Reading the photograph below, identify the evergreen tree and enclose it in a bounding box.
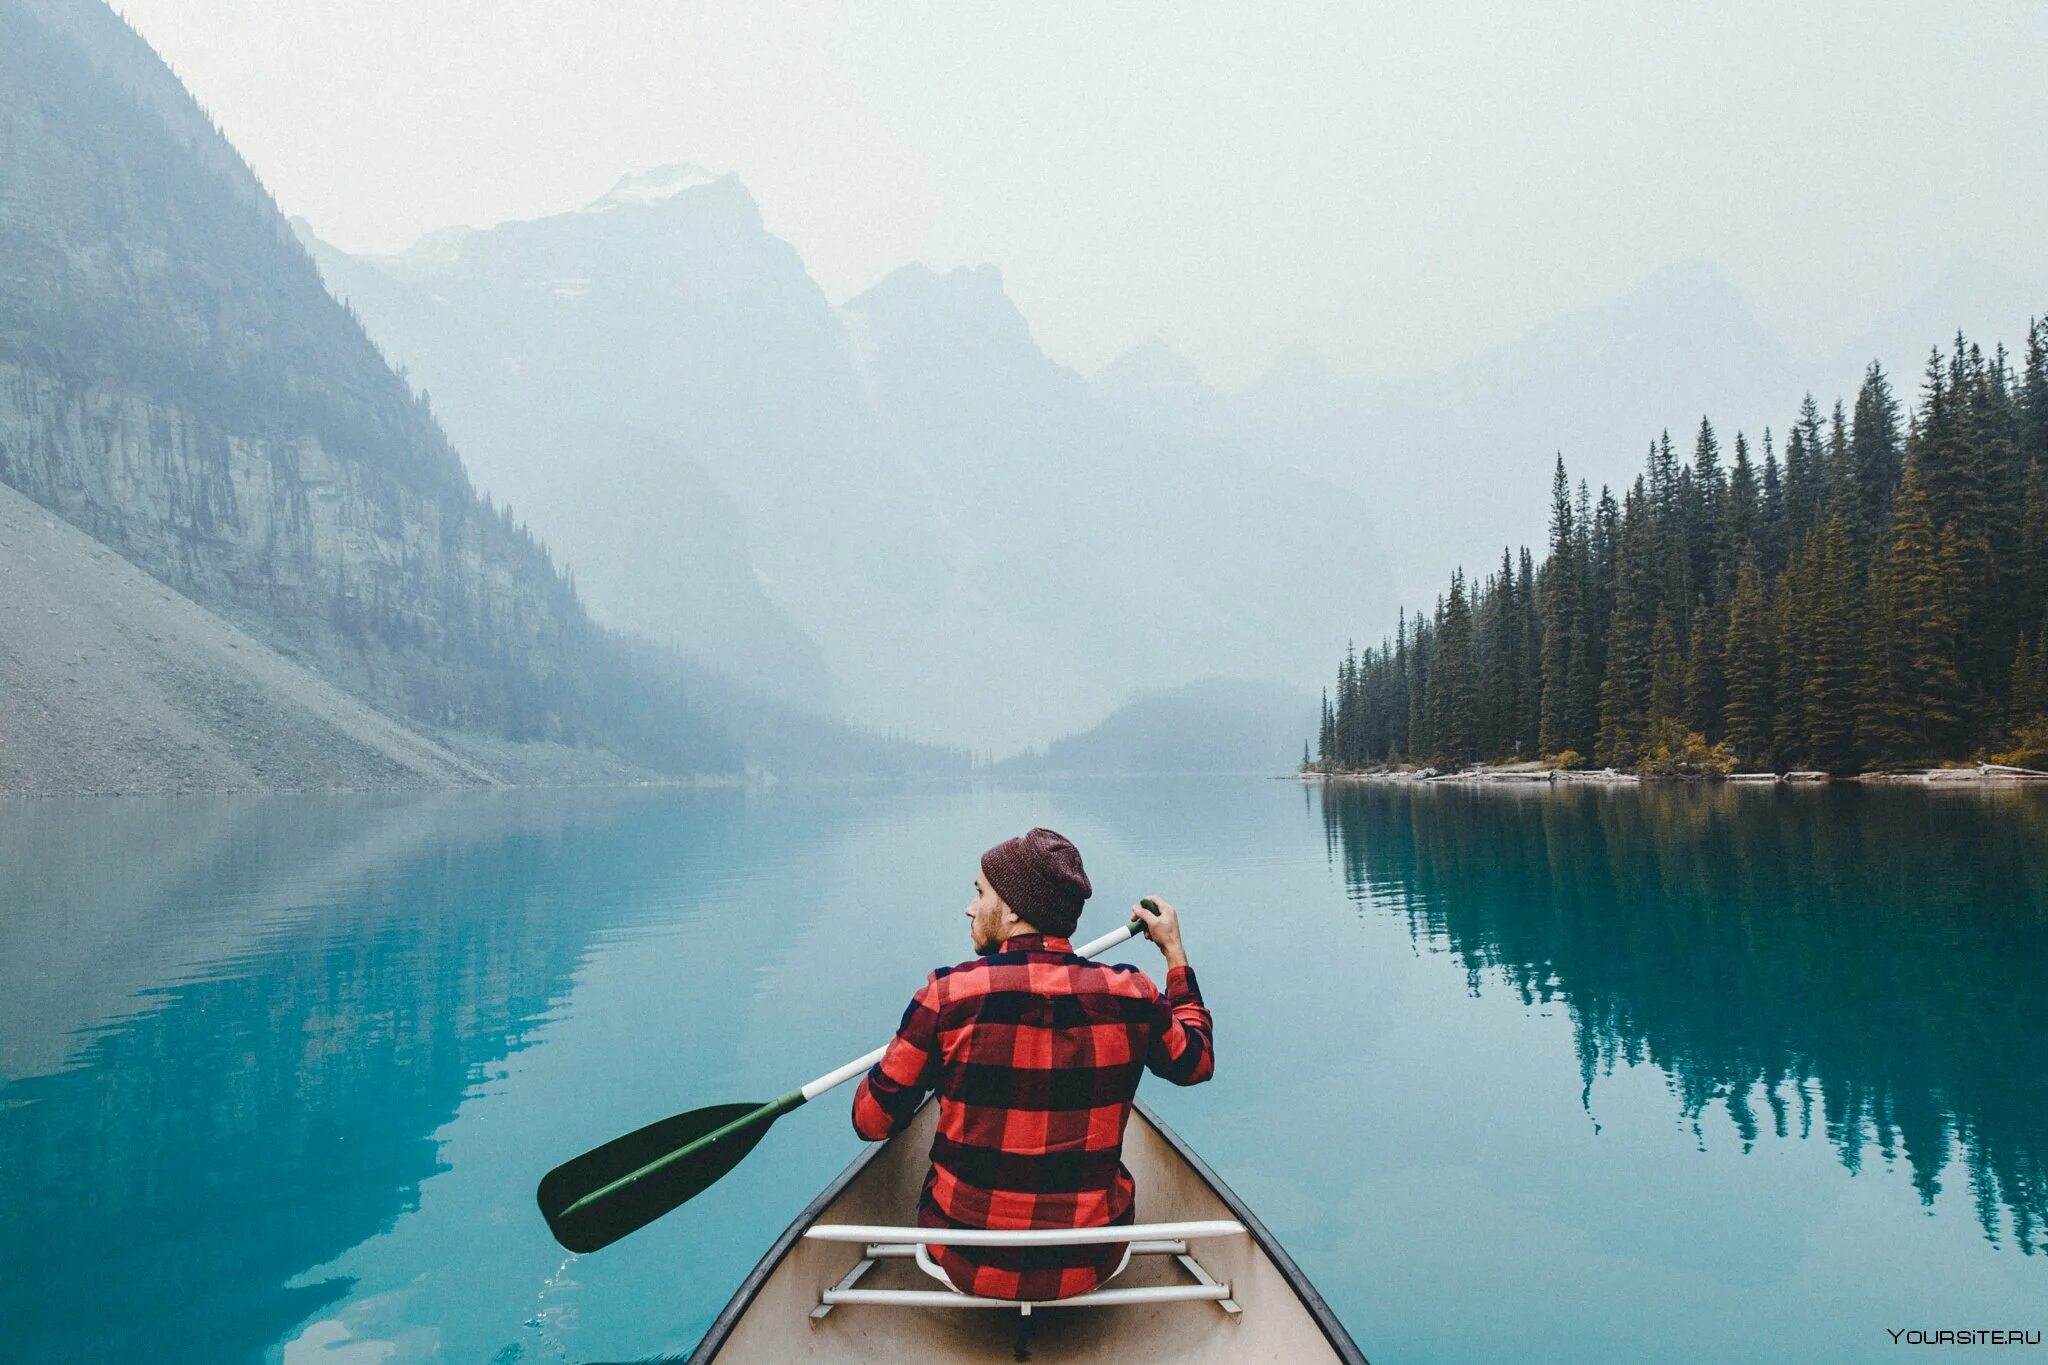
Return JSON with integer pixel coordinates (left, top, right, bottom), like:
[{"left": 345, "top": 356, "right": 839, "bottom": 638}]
[
  {"left": 1721, "top": 557, "right": 1775, "bottom": 768},
  {"left": 1685, "top": 417, "right": 1725, "bottom": 617},
  {"left": 2021, "top": 460, "right": 2048, "bottom": 651},
  {"left": 1803, "top": 519, "right": 1863, "bottom": 772},
  {"left": 1595, "top": 484, "right": 1654, "bottom": 768},
  {"left": 1684, "top": 595, "right": 1725, "bottom": 741},
  {"left": 1773, "top": 546, "right": 1812, "bottom": 767},
  {"left": 1857, "top": 461, "right": 1966, "bottom": 763},
  {"left": 1515, "top": 548, "right": 1543, "bottom": 756},
  {"left": 1479, "top": 549, "right": 1520, "bottom": 757},
  {"left": 1824, "top": 399, "right": 1854, "bottom": 531},
  {"left": 1726, "top": 430, "right": 1761, "bottom": 571},
  {"left": 1784, "top": 396, "right": 1827, "bottom": 544},
  {"left": 1538, "top": 457, "right": 1583, "bottom": 756},
  {"left": 1846, "top": 361, "right": 1904, "bottom": 551},
  {"left": 1647, "top": 605, "right": 1686, "bottom": 756},
  {"left": 1429, "top": 571, "right": 1479, "bottom": 766},
  {"left": 2020, "top": 318, "right": 2048, "bottom": 469},
  {"left": 1389, "top": 609, "right": 1411, "bottom": 761}
]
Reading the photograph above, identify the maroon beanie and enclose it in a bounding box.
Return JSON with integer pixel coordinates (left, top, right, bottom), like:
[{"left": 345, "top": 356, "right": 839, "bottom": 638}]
[{"left": 980, "top": 827, "right": 1093, "bottom": 938}]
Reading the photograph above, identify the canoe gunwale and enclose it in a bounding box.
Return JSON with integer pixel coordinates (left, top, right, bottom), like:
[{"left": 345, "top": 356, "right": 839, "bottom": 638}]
[
  {"left": 1134, "top": 1100, "right": 1369, "bottom": 1365},
  {"left": 685, "top": 1097, "right": 1368, "bottom": 1364}
]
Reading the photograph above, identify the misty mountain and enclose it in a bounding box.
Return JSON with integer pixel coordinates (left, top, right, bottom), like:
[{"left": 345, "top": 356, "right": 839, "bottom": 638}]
[
  {"left": 294, "top": 196, "right": 833, "bottom": 710},
  {"left": 0, "top": 0, "right": 960, "bottom": 785},
  {"left": 847, "top": 263, "right": 1394, "bottom": 747},
  {"left": 994, "top": 677, "right": 1318, "bottom": 776},
  {"left": 1228, "top": 261, "right": 1795, "bottom": 607},
  {"left": 311, "top": 187, "right": 1396, "bottom": 752},
  {"left": 1824, "top": 255, "right": 2048, "bottom": 406}
]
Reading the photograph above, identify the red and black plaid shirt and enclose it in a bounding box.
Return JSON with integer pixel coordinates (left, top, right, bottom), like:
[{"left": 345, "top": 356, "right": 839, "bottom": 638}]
[{"left": 851, "top": 932, "right": 1215, "bottom": 1301}]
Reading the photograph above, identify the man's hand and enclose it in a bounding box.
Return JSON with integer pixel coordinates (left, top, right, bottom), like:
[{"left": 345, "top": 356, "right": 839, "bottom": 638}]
[{"left": 1132, "top": 897, "right": 1189, "bottom": 971}]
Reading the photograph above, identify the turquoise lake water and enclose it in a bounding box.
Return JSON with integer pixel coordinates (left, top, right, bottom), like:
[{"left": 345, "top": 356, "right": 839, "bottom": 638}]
[{"left": 2, "top": 780, "right": 2043, "bottom": 1363}]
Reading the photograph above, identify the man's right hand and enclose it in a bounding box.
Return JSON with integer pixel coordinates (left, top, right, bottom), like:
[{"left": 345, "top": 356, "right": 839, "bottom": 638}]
[{"left": 1133, "top": 897, "right": 1189, "bottom": 970}]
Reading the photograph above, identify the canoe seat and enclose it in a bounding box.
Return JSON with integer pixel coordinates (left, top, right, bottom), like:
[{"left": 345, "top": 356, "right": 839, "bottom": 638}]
[{"left": 802, "top": 1220, "right": 1247, "bottom": 1319}]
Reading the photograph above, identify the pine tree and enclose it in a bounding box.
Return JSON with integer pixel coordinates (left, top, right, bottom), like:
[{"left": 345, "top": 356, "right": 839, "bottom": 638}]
[
  {"left": 1847, "top": 361, "right": 1904, "bottom": 552},
  {"left": 1684, "top": 595, "right": 1725, "bottom": 741},
  {"left": 1726, "top": 431, "right": 1761, "bottom": 567},
  {"left": 1515, "top": 548, "right": 1542, "bottom": 756},
  {"left": 1773, "top": 549, "right": 1811, "bottom": 767},
  {"left": 1538, "top": 457, "right": 1583, "bottom": 756},
  {"left": 1479, "top": 548, "right": 1520, "bottom": 757},
  {"left": 1856, "top": 461, "right": 1966, "bottom": 763},
  {"left": 1595, "top": 483, "right": 1655, "bottom": 768},
  {"left": 1721, "top": 557, "right": 1775, "bottom": 769},
  {"left": 1685, "top": 417, "right": 1725, "bottom": 615},
  {"left": 2020, "top": 317, "right": 2048, "bottom": 469},
  {"left": 1803, "top": 519, "right": 1863, "bottom": 772},
  {"left": 1759, "top": 428, "right": 1788, "bottom": 576},
  {"left": 1824, "top": 399, "right": 1854, "bottom": 533},
  {"left": 2021, "top": 460, "right": 2048, "bottom": 652},
  {"left": 1429, "top": 571, "right": 1479, "bottom": 766},
  {"left": 1784, "top": 396, "right": 1827, "bottom": 544},
  {"left": 1647, "top": 605, "right": 1686, "bottom": 758}
]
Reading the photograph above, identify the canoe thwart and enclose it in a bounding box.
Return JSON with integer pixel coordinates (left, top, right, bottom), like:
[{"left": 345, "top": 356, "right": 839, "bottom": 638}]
[
  {"left": 801, "top": 1218, "right": 1247, "bottom": 1248},
  {"left": 820, "top": 1283, "right": 1235, "bottom": 1311},
  {"left": 863, "top": 1238, "right": 1190, "bottom": 1258}
]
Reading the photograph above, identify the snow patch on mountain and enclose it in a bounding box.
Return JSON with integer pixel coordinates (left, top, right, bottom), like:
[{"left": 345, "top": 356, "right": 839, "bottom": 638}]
[{"left": 588, "top": 163, "right": 718, "bottom": 210}]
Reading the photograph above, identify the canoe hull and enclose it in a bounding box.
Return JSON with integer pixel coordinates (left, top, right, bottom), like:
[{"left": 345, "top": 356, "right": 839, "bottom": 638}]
[{"left": 689, "top": 1098, "right": 1365, "bottom": 1363}]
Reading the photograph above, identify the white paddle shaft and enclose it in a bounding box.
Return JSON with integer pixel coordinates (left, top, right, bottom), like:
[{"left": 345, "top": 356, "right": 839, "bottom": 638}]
[{"left": 796, "top": 917, "right": 1146, "bottom": 1103}]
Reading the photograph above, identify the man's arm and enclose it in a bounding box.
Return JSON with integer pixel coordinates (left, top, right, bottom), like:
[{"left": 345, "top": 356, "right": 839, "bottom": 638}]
[
  {"left": 851, "top": 974, "right": 944, "bottom": 1140},
  {"left": 1133, "top": 898, "right": 1214, "bottom": 1086}
]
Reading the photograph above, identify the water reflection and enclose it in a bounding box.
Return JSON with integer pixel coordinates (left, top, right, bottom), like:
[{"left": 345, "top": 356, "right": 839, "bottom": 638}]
[
  {"left": 1318, "top": 782, "right": 2048, "bottom": 1255},
  {"left": 0, "top": 789, "right": 747, "bottom": 1361}
]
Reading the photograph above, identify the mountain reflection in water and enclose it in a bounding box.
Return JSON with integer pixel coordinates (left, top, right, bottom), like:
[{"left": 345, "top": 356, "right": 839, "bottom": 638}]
[{"left": 1318, "top": 782, "right": 2048, "bottom": 1255}]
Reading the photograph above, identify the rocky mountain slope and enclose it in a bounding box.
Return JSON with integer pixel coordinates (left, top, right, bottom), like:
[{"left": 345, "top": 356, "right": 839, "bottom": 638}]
[{"left": 0, "top": 481, "right": 582, "bottom": 794}]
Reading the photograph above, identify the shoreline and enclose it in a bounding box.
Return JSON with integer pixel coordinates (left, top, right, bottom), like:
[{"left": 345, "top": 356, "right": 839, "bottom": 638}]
[{"left": 1292, "top": 761, "right": 2048, "bottom": 788}]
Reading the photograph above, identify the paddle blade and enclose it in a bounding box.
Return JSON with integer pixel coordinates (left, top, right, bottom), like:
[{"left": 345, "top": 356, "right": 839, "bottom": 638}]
[{"left": 538, "top": 1101, "right": 776, "bottom": 1252}]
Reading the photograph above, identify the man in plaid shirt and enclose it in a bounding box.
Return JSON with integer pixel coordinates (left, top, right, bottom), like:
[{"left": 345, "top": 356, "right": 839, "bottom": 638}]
[{"left": 852, "top": 827, "right": 1214, "bottom": 1301}]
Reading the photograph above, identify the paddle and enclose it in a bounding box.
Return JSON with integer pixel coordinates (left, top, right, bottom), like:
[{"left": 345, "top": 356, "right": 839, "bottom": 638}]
[{"left": 538, "top": 906, "right": 1158, "bottom": 1253}]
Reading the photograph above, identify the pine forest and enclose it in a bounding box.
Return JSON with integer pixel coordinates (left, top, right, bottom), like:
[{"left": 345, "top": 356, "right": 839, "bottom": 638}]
[{"left": 1313, "top": 323, "right": 2048, "bottom": 775}]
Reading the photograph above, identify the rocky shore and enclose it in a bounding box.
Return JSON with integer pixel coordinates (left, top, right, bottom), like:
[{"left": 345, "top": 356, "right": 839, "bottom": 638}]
[{"left": 1295, "top": 760, "right": 2048, "bottom": 788}]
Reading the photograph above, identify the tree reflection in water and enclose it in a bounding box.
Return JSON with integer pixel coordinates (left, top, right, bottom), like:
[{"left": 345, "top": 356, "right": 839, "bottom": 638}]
[{"left": 1318, "top": 782, "right": 2048, "bottom": 1254}]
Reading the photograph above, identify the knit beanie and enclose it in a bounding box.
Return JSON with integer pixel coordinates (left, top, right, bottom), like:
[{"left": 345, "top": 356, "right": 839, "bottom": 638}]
[{"left": 980, "top": 827, "right": 1093, "bottom": 938}]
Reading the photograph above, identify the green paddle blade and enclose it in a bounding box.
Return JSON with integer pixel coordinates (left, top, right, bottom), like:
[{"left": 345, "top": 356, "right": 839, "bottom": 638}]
[{"left": 537, "top": 1099, "right": 784, "bottom": 1253}]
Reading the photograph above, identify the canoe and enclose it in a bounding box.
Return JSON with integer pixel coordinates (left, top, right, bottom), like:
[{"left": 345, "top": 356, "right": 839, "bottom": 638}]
[{"left": 687, "top": 1097, "right": 1367, "bottom": 1363}]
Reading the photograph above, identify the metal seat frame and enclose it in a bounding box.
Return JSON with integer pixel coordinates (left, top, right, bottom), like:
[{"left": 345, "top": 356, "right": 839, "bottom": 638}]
[{"left": 802, "top": 1219, "right": 1247, "bottom": 1320}]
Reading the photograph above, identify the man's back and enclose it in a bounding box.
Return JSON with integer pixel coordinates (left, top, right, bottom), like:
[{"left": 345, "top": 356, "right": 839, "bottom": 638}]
[{"left": 852, "top": 930, "right": 1214, "bottom": 1301}]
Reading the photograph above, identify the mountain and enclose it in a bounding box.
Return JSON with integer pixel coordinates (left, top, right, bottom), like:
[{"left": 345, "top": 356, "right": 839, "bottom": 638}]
[
  {"left": 1824, "top": 255, "right": 2048, "bottom": 405},
  {"left": 1093, "top": 339, "right": 1236, "bottom": 443},
  {"left": 845, "top": 262, "right": 1395, "bottom": 749},
  {"left": 1233, "top": 261, "right": 1794, "bottom": 607},
  {"left": 311, "top": 199, "right": 1397, "bottom": 752},
  {"left": 995, "top": 677, "right": 1319, "bottom": 776},
  {"left": 304, "top": 167, "right": 947, "bottom": 725},
  {"left": 0, "top": 0, "right": 960, "bottom": 786},
  {"left": 293, "top": 208, "right": 831, "bottom": 711}
]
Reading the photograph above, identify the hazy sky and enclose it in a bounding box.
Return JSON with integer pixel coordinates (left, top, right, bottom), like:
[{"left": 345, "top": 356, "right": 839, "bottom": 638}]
[{"left": 116, "top": 0, "right": 2048, "bottom": 388}]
